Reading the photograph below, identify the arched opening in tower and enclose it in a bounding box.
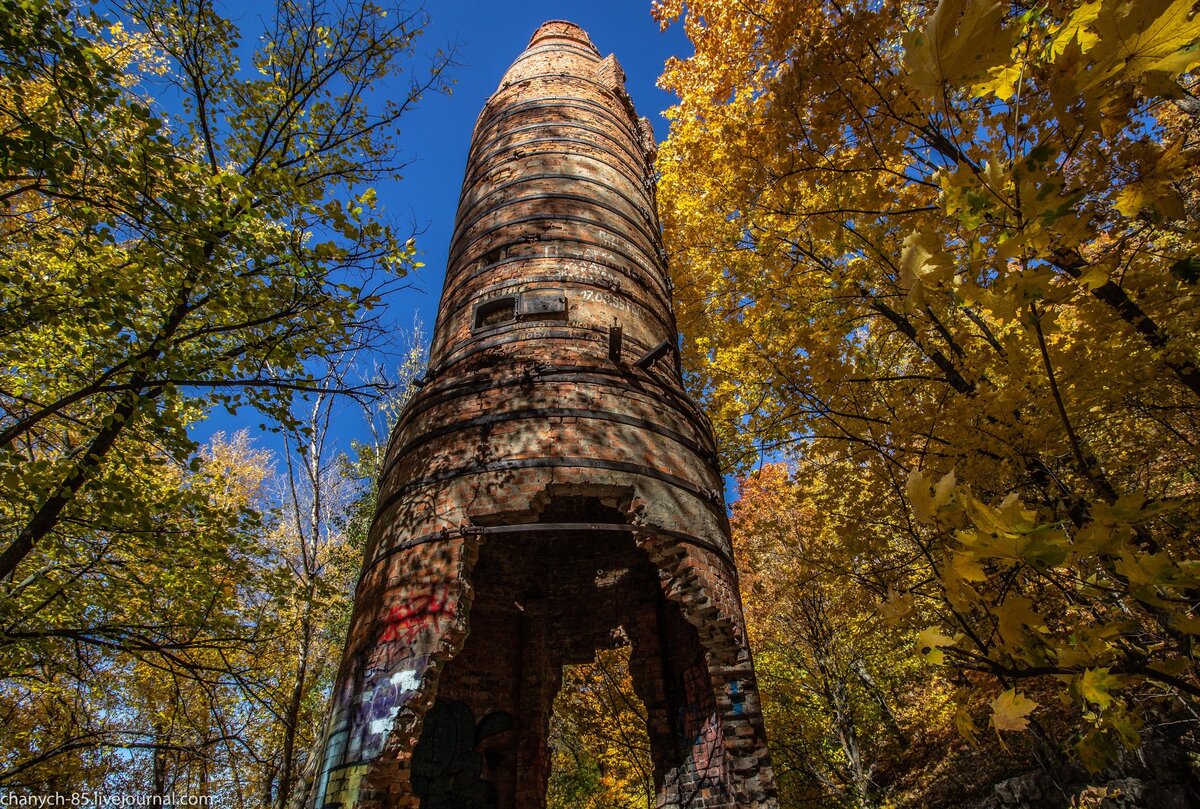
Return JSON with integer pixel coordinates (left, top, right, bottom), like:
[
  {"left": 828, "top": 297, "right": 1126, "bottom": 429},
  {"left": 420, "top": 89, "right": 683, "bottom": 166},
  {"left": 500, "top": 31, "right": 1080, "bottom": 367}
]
[
  {"left": 410, "top": 495, "right": 725, "bottom": 809},
  {"left": 546, "top": 642, "right": 653, "bottom": 808}
]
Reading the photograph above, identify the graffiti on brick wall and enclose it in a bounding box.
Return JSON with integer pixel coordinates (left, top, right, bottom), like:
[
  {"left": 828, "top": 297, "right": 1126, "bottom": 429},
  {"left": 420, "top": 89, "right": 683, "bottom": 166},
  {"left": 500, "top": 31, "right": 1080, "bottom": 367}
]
[
  {"left": 730, "top": 679, "right": 746, "bottom": 715},
  {"left": 313, "top": 583, "right": 458, "bottom": 807},
  {"left": 313, "top": 653, "right": 431, "bottom": 807},
  {"left": 411, "top": 700, "right": 515, "bottom": 809},
  {"left": 379, "top": 584, "right": 453, "bottom": 646},
  {"left": 679, "top": 662, "right": 725, "bottom": 780},
  {"left": 347, "top": 654, "right": 429, "bottom": 760},
  {"left": 692, "top": 712, "right": 723, "bottom": 775},
  {"left": 344, "top": 583, "right": 454, "bottom": 759},
  {"left": 317, "top": 762, "right": 367, "bottom": 809}
]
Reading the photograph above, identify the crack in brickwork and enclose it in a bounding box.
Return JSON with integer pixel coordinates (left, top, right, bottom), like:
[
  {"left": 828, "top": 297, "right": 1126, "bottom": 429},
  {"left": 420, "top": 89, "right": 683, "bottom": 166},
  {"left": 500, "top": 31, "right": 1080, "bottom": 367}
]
[{"left": 308, "top": 20, "right": 778, "bottom": 809}]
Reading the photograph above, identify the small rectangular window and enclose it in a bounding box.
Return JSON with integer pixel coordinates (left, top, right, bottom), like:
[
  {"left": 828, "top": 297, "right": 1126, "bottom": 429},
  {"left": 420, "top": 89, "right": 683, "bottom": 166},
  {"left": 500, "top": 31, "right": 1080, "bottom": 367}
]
[
  {"left": 479, "top": 246, "right": 504, "bottom": 267},
  {"left": 474, "top": 297, "right": 517, "bottom": 330}
]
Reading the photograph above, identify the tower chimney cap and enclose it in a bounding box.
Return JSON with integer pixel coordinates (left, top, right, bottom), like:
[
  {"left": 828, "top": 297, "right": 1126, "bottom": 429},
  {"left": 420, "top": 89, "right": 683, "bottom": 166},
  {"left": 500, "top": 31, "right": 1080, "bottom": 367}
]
[{"left": 527, "top": 20, "right": 599, "bottom": 54}]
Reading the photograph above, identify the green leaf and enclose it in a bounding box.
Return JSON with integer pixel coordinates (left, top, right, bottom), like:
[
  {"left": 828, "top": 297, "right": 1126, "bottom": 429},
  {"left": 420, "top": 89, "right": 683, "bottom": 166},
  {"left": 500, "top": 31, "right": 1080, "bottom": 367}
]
[{"left": 1077, "top": 667, "right": 1120, "bottom": 709}]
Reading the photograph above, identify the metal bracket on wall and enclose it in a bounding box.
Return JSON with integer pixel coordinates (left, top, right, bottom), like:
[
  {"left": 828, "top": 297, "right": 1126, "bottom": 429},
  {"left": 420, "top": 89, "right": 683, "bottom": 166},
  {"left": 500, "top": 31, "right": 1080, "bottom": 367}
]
[
  {"left": 635, "top": 339, "right": 672, "bottom": 370},
  {"left": 608, "top": 324, "right": 623, "bottom": 364}
]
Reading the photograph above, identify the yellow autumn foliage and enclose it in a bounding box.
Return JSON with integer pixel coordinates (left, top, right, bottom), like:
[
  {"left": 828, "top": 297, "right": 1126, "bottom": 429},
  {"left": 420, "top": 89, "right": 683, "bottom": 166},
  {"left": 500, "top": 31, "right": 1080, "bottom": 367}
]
[{"left": 657, "top": 0, "right": 1200, "bottom": 776}]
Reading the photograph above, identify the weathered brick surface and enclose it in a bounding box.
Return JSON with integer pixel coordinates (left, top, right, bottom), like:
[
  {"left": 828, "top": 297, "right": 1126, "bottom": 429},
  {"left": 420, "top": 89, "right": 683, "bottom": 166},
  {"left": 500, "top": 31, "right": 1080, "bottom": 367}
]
[{"left": 310, "top": 21, "right": 777, "bottom": 809}]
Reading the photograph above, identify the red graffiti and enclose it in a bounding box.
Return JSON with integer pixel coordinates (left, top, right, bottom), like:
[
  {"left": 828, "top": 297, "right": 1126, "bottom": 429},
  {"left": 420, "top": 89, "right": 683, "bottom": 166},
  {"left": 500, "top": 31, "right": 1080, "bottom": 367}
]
[{"left": 379, "top": 585, "right": 452, "bottom": 645}]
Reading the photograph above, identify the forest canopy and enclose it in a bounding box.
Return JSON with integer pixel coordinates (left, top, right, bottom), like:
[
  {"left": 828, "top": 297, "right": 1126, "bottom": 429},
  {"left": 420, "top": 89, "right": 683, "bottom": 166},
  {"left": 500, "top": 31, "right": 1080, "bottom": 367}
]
[
  {"left": 0, "top": 0, "right": 441, "bottom": 799},
  {"left": 653, "top": 0, "right": 1200, "bottom": 803}
]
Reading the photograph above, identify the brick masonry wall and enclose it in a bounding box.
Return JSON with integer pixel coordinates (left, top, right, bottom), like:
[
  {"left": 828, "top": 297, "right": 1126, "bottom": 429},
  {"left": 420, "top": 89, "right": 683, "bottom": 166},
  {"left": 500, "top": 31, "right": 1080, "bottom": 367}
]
[{"left": 308, "top": 20, "right": 778, "bottom": 809}]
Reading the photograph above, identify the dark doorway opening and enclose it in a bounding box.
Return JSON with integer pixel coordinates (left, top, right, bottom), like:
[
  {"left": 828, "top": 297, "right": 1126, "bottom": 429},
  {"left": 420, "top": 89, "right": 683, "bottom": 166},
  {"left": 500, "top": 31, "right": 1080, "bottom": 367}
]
[{"left": 413, "top": 496, "right": 724, "bottom": 809}]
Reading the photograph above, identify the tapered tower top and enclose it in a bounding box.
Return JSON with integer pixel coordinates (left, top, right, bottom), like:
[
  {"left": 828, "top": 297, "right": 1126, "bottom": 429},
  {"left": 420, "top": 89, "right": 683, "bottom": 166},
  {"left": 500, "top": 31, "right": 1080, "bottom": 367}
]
[
  {"left": 426, "top": 17, "right": 668, "bottom": 373},
  {"left": 526, "top": 20, "right": 599, "bottom": 52}
]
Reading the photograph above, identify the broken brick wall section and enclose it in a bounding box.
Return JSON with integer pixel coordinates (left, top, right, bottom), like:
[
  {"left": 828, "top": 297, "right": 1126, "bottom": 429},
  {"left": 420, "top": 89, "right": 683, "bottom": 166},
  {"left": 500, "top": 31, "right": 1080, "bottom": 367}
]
[{"left": 309, "top": 20, "right": 777, "bottom": 809}]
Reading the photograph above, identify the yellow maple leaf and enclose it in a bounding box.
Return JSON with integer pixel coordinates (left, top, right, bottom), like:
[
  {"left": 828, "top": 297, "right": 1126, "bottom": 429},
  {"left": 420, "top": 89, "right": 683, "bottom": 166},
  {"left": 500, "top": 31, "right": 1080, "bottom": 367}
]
[
  {"left": 933, "top": 469, "right": 958, "bottom": 509},
  {"left": 1049, "top": 1, "right": 1102, "bottom": 58},
  {"left": 994, "top": 595, "right": 1047, "bottom": 648},
  {"left": 880, "top": 587, "right": 915, "bottom": 625},
  {"left": 903, "top": 0, "right": 1015, "bottom": 96},
  {"left": 974, "top": 61, "right": 1023, "bottom": 99},
  {"left": 917, "top": 625, "right": 955, "bottom": 664},
  {"left": 955, "top": 702, "right": 980, "bottom": 745},
  {"left": 990, "top": 688, "right": 1037, "bottom": 732},
  {"left": 1077, "top": 667, "right": 1120, "bottom": 709},
  {"left": 1172, "top": 614, "right": 1200, "bottom": 635},
  {"left": 948, "top": 550, "right": 988, "bottom": 583},
  {"left": 906, "top": 469, "right": 935, "bottom": 520},
  {"left": 1094, "top": 0, "right": 1200, "bottom": 80},
  {"left": 1114, "top": 139, "right": 1188, "bottom": 220}
]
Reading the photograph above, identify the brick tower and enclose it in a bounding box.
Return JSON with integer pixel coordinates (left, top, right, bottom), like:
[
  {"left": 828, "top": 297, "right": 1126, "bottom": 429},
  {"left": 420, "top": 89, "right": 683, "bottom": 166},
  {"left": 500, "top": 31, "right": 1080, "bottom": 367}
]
[{"left": 311, "top": 21, "right": 777, "bottom": 809}]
